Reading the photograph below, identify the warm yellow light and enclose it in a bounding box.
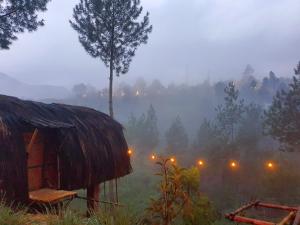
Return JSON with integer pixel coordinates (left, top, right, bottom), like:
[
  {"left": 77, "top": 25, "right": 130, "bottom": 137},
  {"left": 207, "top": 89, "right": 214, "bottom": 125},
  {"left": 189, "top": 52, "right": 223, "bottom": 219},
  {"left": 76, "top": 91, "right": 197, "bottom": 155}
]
[
  {"left": 170, "top": 157, "right": 175, "bottom": 163},
  {"left": 128, "top": 149, "right": 133, "bottom": 156},
  {"left": 198, "top": 160, "right": 204, "bottom": 166},
  {"left": 230, "top": 161, "right": 237, "bottom": 168},
  {"left": 151, "top": 154, "right": 156, "bottom": 160},
  {"left": 267, "top": 162, "right": 274, "bottom": 169}
]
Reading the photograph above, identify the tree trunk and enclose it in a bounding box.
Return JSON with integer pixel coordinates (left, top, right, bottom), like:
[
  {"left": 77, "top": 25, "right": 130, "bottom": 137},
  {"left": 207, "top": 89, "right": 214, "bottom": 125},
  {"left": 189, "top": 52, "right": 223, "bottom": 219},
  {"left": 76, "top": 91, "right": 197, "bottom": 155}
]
[
  {"left": 109, "top": 59, "right": 114, "bottom": 118},
  {"left": 108, "top": 59, "right": 116, "bottom": 204}
]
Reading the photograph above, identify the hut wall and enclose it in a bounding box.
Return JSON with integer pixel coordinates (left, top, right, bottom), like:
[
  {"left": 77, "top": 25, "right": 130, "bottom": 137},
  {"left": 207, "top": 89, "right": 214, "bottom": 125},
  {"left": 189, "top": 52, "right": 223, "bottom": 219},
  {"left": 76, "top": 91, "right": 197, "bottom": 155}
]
[
  {"left": 24, "top": 131, "right": 59, "bottom": 191},
  {"left": 24, "top": 132, "right": 44, "bottom": 191},
  {"left": 44, "top": 133, "right": 59, "bottom": 189}
]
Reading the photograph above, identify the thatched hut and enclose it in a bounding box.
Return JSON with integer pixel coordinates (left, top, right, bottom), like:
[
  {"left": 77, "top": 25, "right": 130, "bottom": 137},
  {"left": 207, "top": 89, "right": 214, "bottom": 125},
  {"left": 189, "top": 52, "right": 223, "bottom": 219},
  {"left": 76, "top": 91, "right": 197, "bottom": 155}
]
[{"left": 0, "top": 95, "right": 131, "bottom": 208}]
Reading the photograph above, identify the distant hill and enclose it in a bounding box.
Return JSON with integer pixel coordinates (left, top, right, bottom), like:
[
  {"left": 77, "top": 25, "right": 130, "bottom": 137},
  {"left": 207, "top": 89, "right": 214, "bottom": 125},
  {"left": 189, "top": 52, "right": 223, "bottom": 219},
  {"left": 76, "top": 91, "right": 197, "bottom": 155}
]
[{"left": 0, "top": 73, "right": 71, "bottom": 100}]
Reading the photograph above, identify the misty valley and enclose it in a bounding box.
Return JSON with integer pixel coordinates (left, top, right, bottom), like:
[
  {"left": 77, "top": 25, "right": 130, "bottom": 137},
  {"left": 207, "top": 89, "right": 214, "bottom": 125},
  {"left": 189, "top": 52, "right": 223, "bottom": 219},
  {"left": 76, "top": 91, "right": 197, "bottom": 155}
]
[{"left": 0, "top": 0, "right": 300, "bottom": 225}]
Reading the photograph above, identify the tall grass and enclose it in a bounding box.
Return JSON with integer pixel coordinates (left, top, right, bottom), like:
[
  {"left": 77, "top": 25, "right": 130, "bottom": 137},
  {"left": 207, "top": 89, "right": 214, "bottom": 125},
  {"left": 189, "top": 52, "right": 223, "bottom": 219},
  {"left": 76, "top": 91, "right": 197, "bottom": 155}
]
[
  {"left": 0, "top": 199, "right": 30, "bottom": 225},
  {"left": 46, "top": 209, "right": 84, "bottom": 225}
]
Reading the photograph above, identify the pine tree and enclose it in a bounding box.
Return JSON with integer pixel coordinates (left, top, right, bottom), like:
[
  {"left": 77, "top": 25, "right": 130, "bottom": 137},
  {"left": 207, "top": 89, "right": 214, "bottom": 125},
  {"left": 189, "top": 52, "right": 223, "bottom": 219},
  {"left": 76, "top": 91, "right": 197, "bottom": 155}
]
[
  {"left": 264, "top": 61, "right": 300, "bottom": 151},
  {"left": 0, "top": 0, "right": 50, "bottom": 49},
  {"left": 165, "top": 116, "right": 189, "bottom": 154},
  {"left": 196, "top": 119, "right": 219, "bottom": 150},
  {"left": 237, "top": 103, "right": 262, "bottom": 149},
  {"left": 70, "top": 0, "right": 152, "bottom": 203},
  {"left": 125, "top": 106, "right": 159, "bottom": 152},
  {"left": 243, "top": 64, "right": 255, "bottom": 77},
  {"left": 144, "top": 104, "right": 159, "bottom": 150},
  {"left": 215, "top": 81, "right": 244, "bottom": 143},
  {"left": 70, "top": 0, "right": 152, "bottom": 118}
]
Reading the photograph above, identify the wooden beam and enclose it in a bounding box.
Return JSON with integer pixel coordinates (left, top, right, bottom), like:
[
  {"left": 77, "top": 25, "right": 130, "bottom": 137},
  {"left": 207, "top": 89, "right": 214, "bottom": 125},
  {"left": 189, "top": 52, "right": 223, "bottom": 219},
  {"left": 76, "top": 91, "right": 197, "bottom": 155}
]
[
  {"left": 87, "top": 184, "right": 100, "bottom": 214},
  {"left": 257, "top": 202, "right": 298, "bottom": 212},
  {"left": 226, "top": 200, "right": 260, "bottom": 218},
  {"left": 27, "top": 129, "right": 39, "bottom": 153},
  {"left": 293, "top": 208, "right": 300, "bottom": 225},
  {"left": 226, "top": 215, "right": 275, "bottom": 225},
  {"left": 278, "top": 211, "right": 296, "bottom": 225},
  {"left": 76, "top": 195, "right": 123, "bottom": 206}
]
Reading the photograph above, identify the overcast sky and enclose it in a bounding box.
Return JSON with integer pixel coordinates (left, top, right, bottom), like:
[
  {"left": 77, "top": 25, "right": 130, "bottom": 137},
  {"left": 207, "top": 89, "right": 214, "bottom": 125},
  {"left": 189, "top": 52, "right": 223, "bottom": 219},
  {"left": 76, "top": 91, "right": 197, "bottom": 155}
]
[{"left": 1, "top": 0, "right": 300, "bottom": 88}]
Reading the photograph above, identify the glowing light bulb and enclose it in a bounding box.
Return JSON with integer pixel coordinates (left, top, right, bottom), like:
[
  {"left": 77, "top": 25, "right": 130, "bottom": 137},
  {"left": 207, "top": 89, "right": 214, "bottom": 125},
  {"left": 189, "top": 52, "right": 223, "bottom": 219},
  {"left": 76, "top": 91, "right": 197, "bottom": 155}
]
[
  {"left": 230, "top": 161, "right": 237, "bottom": 168},
  {"left": 128, "top": 149, "right": 133, "bottom": 156},
  {"left": 170, "top": 157, "right": 175, "bottom": 163},
  {"left": 151, "top": 154, "right": 156, "bottom": 160},
  {"left": 267, "top": 162, "right": 274, "bottom": 169},
  {"left": 198, "top": 160, "right": 204, "bottom": 166}
]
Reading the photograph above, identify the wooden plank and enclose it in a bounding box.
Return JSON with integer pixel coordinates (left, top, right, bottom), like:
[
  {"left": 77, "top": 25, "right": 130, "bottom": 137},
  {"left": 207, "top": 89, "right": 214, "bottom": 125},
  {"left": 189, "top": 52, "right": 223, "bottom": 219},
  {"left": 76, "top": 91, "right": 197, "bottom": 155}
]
[
  {"left": 293, "top": 208, "right": 300, "bottom": 225},
  {"left": 27, "top": 129, "right": 39, "bottom": 153},
  {"left": 278, "top": 211, "right": 296, "bottom": 225},
  {"left": 227, "top": 200, "right": 260, "bottom": 218},
  {"left": 227, "top": 215, "right": 275, "bottom": 225},
  {"left": 257, "top": 202, "right": 298, "bottom": 212},
  {"left": 29, "top": 188, "right": 77, "bottom": 205},
  {"left": 25, "top": 130, "right": 44, "bottom": 191},
  {"left": 87, "top": 184, "right": 100, "bottom": 212}
]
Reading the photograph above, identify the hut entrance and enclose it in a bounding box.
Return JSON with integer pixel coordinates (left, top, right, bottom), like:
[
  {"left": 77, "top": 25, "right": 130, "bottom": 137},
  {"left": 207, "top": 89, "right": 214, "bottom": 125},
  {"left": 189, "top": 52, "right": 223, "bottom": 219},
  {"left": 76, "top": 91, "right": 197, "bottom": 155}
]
[{"left": 24, "top": 129, "right": 59, "bottom": 191}]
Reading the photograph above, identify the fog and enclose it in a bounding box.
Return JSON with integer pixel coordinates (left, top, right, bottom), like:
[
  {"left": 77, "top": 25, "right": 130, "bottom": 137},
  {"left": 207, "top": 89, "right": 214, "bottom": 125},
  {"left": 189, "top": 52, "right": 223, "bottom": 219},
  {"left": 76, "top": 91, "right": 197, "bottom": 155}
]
[{"left": 1, "top": 0, "right": 299, "bottom": 88}]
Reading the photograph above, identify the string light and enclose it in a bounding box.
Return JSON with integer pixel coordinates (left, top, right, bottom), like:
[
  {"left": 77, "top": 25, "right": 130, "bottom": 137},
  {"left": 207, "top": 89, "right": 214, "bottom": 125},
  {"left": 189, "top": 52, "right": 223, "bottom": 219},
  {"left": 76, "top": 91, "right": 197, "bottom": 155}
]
[
  {"left": 267, "top": 162, "right": 274, "bottom": 169},
  {"left": 128, "top": 154, "right": 281, "bottom": 173},
  {"left": 198, "top": 160, "right": 204, "bottom": 166},
  {"left": 151, "top": 154, "right": 156, "bottom": 160},
  {"left": 230, "top": 161, "right": 238, "bottom": 168}
]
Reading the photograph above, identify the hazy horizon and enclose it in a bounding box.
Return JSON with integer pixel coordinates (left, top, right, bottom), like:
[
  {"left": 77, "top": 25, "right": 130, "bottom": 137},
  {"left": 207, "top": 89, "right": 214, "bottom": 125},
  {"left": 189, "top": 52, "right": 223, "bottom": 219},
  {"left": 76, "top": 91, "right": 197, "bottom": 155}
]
[{"left": 1, "top": 0, "right": 299, "bottom": 88}]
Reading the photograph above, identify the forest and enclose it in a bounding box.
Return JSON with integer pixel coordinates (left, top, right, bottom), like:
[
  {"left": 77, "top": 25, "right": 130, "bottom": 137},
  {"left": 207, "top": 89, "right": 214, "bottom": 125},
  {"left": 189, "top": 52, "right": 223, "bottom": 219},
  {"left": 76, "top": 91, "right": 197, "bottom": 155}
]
[
  {"left": 43, "top": 63, "right": 300, "bottom": 224},
  {"left": 1, "top": 0, "right": 300, "bottom": 224}
]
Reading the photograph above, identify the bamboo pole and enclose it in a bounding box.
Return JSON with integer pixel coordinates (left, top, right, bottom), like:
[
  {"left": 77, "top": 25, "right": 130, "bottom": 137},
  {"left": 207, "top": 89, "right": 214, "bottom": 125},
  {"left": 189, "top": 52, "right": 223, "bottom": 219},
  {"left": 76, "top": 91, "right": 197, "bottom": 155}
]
[
  {"left": 257, "top": 202, "right": 298, "bottom": 212},
  {"left": 293, "top": 208, "right": 300, "bottom": 225},
  {"left": 227, "top": 215, "right": 275, "bottom": 225},
  {"left": 278, "top": 211, "right": 296, "bottom": 225},
  {"left": 76, "top": 195, "right": 123, "bottom": 206}
]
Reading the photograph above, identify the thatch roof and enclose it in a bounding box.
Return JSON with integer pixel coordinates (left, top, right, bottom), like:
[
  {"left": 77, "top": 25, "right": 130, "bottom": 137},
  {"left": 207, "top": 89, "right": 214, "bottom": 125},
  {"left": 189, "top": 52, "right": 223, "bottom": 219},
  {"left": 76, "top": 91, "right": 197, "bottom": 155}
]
[{"left": 0, "top": 95, "right": 131, "bottom": 202}]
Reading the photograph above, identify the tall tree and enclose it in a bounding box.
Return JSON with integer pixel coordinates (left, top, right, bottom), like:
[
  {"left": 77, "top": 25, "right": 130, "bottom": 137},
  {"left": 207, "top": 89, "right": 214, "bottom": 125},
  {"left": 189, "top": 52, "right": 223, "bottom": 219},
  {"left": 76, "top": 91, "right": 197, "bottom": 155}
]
[
  {"left": 71, "top": 0, "right": 152, "bottom": 204},
  {"left": 125, "top": 105, "right": 159, "bottom": 151},
  {"left": 215, "top": 81, "right": 244, "bottom": 143},
  {"left": 70, "top": 0, "right": 152, "bottom": 118},
  {"left": 195, "top": 119, "right": 220, "bottom": 151},
  {"left": 144, "top": 104, "right": 159, "bottom": 150},
  {"left": 264, "top": 62, "right": 300, "bottom": 151},
  {"left": 165, "top": 116, "right": 189, "bottom": 154},
  {"left": 0, "top": 0, "right": 50, "bottom": 49},
  {"left": 243, "top": 64, "right": 255, "bottom": 77},
  {"left": 237, "top": 103, "right": 262, "bottom": 149}
]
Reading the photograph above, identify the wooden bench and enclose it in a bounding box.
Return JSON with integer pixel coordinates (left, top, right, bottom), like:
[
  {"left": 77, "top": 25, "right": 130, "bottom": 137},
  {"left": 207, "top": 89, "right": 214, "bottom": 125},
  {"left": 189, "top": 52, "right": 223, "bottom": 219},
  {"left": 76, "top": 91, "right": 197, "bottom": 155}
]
[{"left": 29, "top": 188, "right": 77, "bottom": 206}]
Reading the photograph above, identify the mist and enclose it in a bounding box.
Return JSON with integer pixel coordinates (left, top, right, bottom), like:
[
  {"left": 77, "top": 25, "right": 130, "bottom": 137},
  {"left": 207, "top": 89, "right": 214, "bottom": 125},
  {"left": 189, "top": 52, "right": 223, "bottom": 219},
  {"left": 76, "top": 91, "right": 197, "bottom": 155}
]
[
  {"left": 1, "top": 0, "right": 299, "bottom": 88},
  {"left": 1, "top": 0, "right": 300, "bottom": 224}
]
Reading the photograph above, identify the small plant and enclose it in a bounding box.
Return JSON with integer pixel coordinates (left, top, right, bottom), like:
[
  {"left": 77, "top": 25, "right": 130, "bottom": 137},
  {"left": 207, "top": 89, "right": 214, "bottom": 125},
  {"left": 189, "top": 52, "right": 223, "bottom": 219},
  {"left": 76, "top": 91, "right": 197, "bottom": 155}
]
[{"left": 143, "top": 157, "right": 217, "bottom": 225}]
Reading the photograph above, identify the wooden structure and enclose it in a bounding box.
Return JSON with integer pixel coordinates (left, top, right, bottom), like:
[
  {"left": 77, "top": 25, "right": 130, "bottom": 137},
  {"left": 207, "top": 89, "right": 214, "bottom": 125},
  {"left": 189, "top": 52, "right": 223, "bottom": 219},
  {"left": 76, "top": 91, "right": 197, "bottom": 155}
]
[
  {"left": 29, "top": 188, "right": 77, "bottom": 205},
  {"left": 0, "top": 95, "right": 132, "bottom": 211},
  {"left": 225, "top": 201, "right": 300, "bottom": 225}
]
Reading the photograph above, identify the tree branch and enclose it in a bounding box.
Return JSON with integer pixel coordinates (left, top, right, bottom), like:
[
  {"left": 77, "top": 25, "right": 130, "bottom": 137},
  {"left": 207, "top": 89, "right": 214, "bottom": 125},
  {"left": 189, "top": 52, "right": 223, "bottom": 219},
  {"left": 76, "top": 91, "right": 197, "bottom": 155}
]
[{"left": 0, "top": 6, "right": 23, "bottom": 19}]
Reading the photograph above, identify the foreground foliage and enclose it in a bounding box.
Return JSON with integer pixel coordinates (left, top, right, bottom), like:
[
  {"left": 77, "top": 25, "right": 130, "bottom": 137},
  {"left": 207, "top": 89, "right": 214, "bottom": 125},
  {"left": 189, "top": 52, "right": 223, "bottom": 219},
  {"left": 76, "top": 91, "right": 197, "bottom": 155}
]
[
  {"left": 0, "top": 200, "right": 30, "bottom": 225},
  {"left": 143, "top": 157, "right": 217, "bottom": 225}
]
